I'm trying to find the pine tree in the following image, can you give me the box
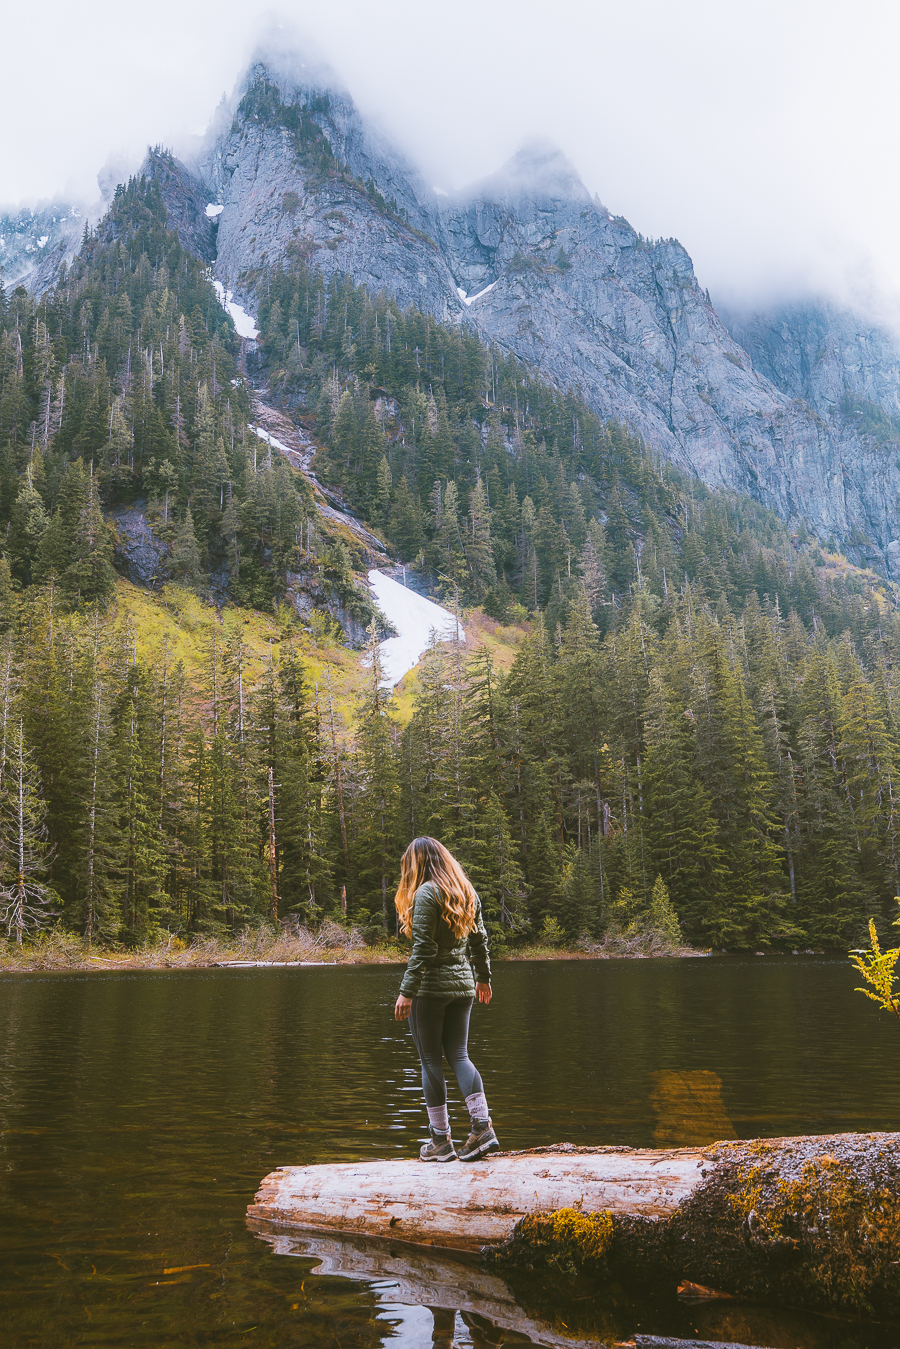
[109,661,169,937]
[642,667,725,940]
[465,476,496,596]
[62,464,117,608]
[794,650,865,943]
[553,844,598,938]
[72,645,119,941]
[101,395,135,498]
[372,456,392,528]
[169,507,205,589]
[692,634,790,946]
[839,671,900,901]
[8,477,48,584]
[646,874,682,951]
[351,626,400,930]
[275,645,334,913]
[0,720,59,943]
[390,475,423,560]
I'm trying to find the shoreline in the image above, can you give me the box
[0,943,715,975]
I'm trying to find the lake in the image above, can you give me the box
[0,957,897,1347]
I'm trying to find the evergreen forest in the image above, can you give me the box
[1,169,899,951]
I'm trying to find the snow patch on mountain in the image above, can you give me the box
[367,569,464,685]
[456,282,497,306]
[212,281,259,339]
[250,424,292,456]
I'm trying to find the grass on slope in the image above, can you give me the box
[110,579,531,734]
[111,578,368,732]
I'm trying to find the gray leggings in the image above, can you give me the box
[408,996,484,1107]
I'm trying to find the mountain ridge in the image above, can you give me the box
[11,54,900,568]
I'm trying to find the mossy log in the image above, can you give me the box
[248,1132,900,1320]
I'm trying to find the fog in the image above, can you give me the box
[4,0,900,313]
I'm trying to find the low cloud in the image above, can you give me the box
[4,1,900,321]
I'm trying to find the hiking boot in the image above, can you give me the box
[458,1117,499,1162]
[419,1129,457,1162]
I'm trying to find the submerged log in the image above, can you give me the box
[249,1133,900,1321]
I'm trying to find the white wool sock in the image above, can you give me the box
[465,1091,489,1121]
[427,1104,450,1133]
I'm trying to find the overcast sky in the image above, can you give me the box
[4,0,900,312]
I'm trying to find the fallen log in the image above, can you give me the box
[248,1132,900,1322]
[248,1142,705,1251]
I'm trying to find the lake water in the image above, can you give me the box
[0,957,898,1348]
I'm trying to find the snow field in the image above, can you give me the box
[251,424,294,456]
[212,280,260,340]
[455,281,498,306]
[367,570,464,686]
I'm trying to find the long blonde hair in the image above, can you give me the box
[394,837,477,940]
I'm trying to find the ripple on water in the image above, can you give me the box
[0,958,896,1346]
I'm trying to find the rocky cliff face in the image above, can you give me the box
[183,61,900,565]
[721,299,900,423]
[198,65,460,319]
[437,151,900,567]
[12,55,900,567]
[144,151,218,264]
[1,201,86,291]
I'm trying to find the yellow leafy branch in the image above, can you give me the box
[849,899,900,1022]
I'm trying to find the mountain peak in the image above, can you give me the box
[238,29,348,105]
[465,139,591,207]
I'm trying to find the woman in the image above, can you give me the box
[393,837,500,1163]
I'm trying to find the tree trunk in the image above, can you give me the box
[267,766,278,922]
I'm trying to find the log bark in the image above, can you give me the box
[248,1143,708,1251]
[248,1133,900,1321]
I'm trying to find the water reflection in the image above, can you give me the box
[0,958,899,1346]
[252,1225,900,1349]
[252,1226,616,1347]
[650,1070,736,1145]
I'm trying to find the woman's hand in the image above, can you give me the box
[475,982,492,1005]
[394,994,413,1021]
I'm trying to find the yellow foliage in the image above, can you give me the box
[849,900,900,1021]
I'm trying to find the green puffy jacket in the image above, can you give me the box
[399,881,491,999]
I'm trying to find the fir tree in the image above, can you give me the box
[0,720,58,943]
[8,478,48,584]
[646,874,682,951]
[390,475,423,560]
[351,626,400,930]
[169,507,205,589]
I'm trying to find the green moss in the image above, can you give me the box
[502,1207,614,1278]
[729,1151,900,1315]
